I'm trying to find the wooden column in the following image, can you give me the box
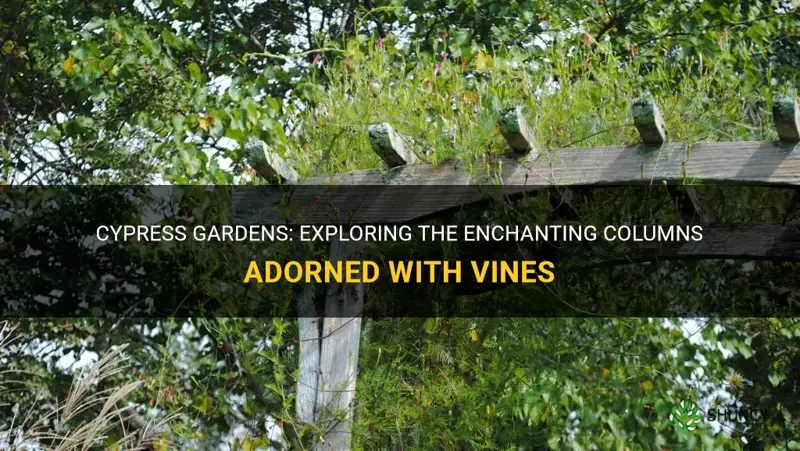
[295,267,320,427]
[312,238,365,451]
[243,140,362,450]
[243,141,314,438]
[301,123,423,450]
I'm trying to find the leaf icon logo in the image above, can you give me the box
[670,400,702,431]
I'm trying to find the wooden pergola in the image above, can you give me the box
[235,96,800,450]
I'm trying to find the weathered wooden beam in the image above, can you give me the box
[232,141,800,225]
[368,123,419,167]
[684,141,800,184]
[498,105,539,158]
[392,223,800,297]
[365,224,800,299]
[244,140,300,184]
[313,141,800,187]
[585,223,800,267]
[773,95,800,143]
[632,97,667,146]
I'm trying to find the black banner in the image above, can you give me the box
[2,185,799,317]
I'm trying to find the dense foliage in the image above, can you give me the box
[2,0,800,450]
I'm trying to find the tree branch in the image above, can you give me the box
[242,48,344,63]
[225,3,265,50]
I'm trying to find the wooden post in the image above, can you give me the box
[631,97,667,146]
[497,105,539,159]
[773,96,800,224]
[301,121,433,449]
[295,273,320,425]
[773,95,800,143]
[244,140,300,184]
[368,123,419,167]
[299,123,432,449]
[294,248,363,451]
[241,143,319,441]
[241,143,362,449]
[313,238,365,451]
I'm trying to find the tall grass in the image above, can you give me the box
[0,321,175,451]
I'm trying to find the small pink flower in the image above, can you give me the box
[434,64,441,75]
[378,37,384,50]
[442,30,448,41]
[583,33,593,45]
[312,55,321,65]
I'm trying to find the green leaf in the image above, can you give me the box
[69,46,90,60]
[547,433,561,449]
[84,17,104,31]
[769,373,785,387]
[179,147,202,177]
[187,62,202,82]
